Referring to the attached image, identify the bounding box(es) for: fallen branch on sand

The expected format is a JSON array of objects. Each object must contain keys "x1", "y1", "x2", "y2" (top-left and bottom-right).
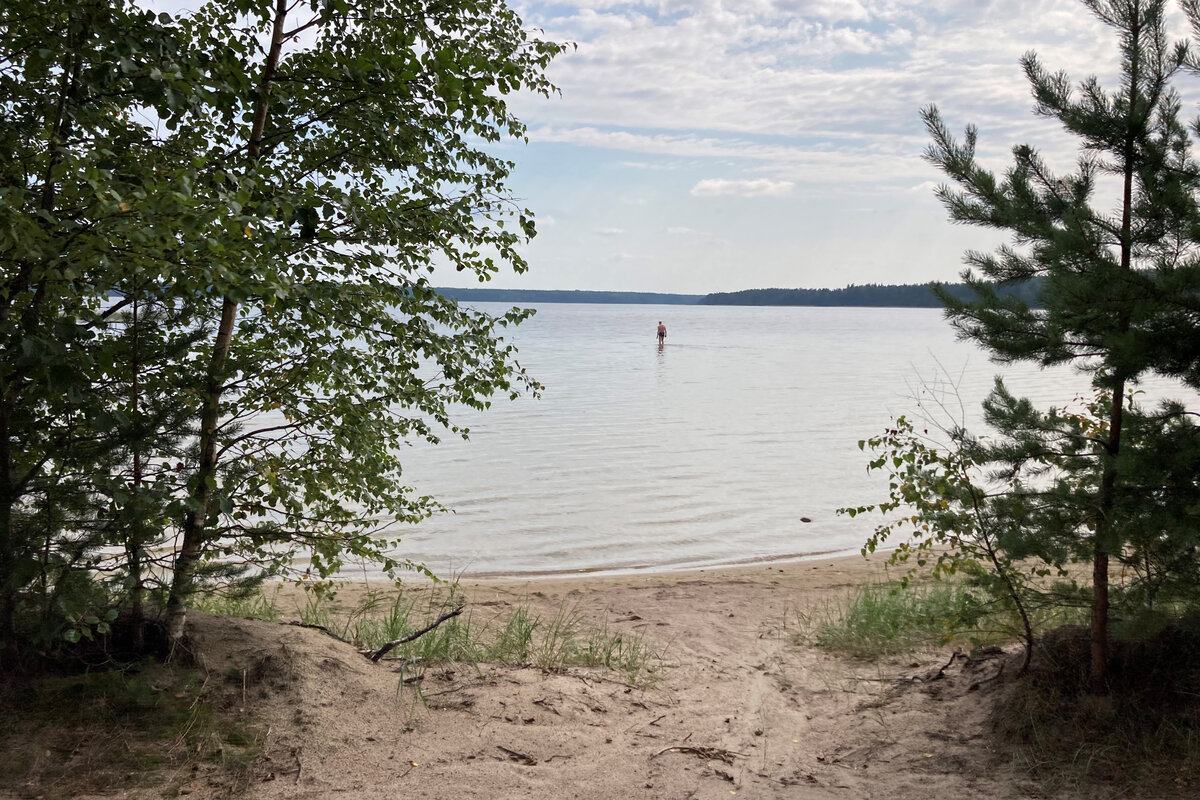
[
  {"x1": 288, "y1": 621, "x2": 352, "y2": 645},
  {"x1": 497, "y1": 745, "x2": 537, "y2": 765},
  {"x1": 370, "y1": 606, "x2": 465, "y2": 662},
  {"x1": 652, "y1": 745, "x2": 747, "y2": 765},
  {"x1": 928, "y1": 650, "x2": 965, "y2": 682}
]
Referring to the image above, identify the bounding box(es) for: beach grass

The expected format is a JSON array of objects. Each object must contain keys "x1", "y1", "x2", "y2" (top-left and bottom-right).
[
  {"x1": 361, "y1": 592, "x2": 664, "y2": 686},
  {"x1": 191, "y1": 584, "x2": 283, "y2": 622},
  {"x1": 800, "y1": 580, "x2": 1004, "y2": 657},
  {"x1": 801, "y1": 575, "x2": 1098, "y2": 659},
  {"x1": 200, "y1": 584, "x2": 664, "y2": 687}
]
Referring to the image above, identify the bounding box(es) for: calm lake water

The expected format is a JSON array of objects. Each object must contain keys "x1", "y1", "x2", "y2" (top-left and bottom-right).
[{"x1": 368, "y1": 303, "x2": 1192, "y2": 579}]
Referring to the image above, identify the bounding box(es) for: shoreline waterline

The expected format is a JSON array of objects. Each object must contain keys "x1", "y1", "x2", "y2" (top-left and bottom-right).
[
  {"x1": 403, "y1": 546, "x2": 864, "y2": 583},
  {"x1": 292, "y1": 546, "x2": 888, "y2": 590}
]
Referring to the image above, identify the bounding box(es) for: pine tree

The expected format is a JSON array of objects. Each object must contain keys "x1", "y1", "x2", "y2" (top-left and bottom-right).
[{"x1": 922, "y1": 0, "x2": 1200, "y2": 690}]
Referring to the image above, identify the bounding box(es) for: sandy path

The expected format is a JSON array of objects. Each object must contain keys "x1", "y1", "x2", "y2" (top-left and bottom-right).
[{"x1": 155, "y1": 555, "x2": 1031, "y2": 800}]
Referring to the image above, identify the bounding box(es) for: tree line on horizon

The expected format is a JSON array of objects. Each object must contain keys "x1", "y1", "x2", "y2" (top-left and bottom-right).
[
  {"x1": 434, "y1": 280, "x2": 1047, "y2": 308},
  {"x1": 434, "y1": 287, "x2": 704, "y2": 304},
  {"x1": 698, "y1": 279, "x2": 1045, "y2": 307}
]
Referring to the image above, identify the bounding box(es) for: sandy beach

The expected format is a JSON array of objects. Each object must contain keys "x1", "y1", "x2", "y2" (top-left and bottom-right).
[{"x1": 39, "y1": 552, "x2": 1046, "y2": 800}]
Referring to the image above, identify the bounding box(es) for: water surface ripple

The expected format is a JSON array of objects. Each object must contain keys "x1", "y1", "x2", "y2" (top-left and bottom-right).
[{"x1": 374, "y1": 303, "x2": 1192, "y2": 579}]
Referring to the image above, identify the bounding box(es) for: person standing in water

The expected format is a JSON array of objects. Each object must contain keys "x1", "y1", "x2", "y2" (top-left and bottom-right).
[{"x1": 657, "y1": 320, "x2": 667, "y2": 345}]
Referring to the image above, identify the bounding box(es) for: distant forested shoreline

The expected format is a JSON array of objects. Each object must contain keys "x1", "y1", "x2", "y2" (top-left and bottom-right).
[
  {"x1": 698, "y1": 280, "x2": 1043, "y2": 307},
  {"x1": 438, "y1": 280, "x2": 1043, "y2": 308}
]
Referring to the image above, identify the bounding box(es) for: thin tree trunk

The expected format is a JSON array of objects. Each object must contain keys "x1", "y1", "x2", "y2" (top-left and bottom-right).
[
  {"x1": 1090, "y1": 6, "x2": 1142, "y2": 694},
  {"x1": 128, "y1": 297, "x2": 145, "y2": 650},
  {"x1": 164, "y1": 0, "x2": 290, "y2": 645},
  {"x1": 969, "y1": 482, "x2": 1035, "y2": 674},
  {"x1": 165, "y1": 297, "x2": 239, "y2": 643},
  {"x1": 1092, "y1": 397, "x2": 1122, "y2": 693}
]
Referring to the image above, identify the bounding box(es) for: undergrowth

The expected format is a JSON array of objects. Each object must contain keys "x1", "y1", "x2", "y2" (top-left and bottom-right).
[
  {"x1": 808, "y1": 580, "x2": 1200, "y2": 797},
  {"x1": 996, "y1": 622, "x2": 1200, "y2": 798},
  {"x1": 191, "y1": 584, "x2": 283, "y2": 622},
  {"x1": 0, "y1": 660, "x2": 260, "y2": 798}
]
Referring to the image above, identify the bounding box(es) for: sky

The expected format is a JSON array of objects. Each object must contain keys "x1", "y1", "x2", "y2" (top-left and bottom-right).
[
  {"x1": 147, "y1": 0, "x2": 1200, "y2": 294},
  {"x1": 433, "y1": 0, "x2": 1199, "y2": 294}
]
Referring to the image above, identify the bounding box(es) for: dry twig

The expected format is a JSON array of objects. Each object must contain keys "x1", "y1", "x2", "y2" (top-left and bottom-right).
[
  {"x1": 288, "y1": 621, "x2": 352, "y2": 645},
  {"x1": 653, "y1": 745, "x2": 747, "y2": 765},
  {"x1": 370, "y1": 606, "x2": 465, "y2": 661},
  {"x1": 497, "y1": 745, "x2": 537, "y2": 765}
]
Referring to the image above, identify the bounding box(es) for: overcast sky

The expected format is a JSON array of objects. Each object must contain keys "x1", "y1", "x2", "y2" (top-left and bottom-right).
[{"x1": 427, "y1": 0, "x2": 1200, "y2": 294}]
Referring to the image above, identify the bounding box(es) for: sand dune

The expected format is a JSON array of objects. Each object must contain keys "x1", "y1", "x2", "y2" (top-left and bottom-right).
[{"x1": 95, "y1": 554, "x2": 1042, "y2": 800}]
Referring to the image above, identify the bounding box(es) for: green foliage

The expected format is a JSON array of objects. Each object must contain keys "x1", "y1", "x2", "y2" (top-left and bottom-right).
[
  {"x1": 839, "y1": 411, "x2": 1043, "y2": 667},
  {"x1": 0, "y1": 0, "x2": 219, "y2": 656},
  {"x1": 0, "y1": 0, "x2": 563, "y2": 661},
  {"x1": 156, "y1": 0, "x2": 565, "y2": 636},
  {"x1": 843, "y1": 386, "x2": 1200, "y2": 670}
]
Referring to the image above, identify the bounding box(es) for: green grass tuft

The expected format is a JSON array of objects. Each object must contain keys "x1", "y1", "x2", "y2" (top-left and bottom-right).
[
  {"x1": 291, "y1": 587, "x2": 665, "y2": 686},
  {"x1": 195, "y1": 582, "x2": 665, "y2": 686},
  {"x1": 192, "y1": 585, "x2": 282, "y2": 622},
  {"x1": 803, "y1": 581, "x2": 988, "y2": 657}
]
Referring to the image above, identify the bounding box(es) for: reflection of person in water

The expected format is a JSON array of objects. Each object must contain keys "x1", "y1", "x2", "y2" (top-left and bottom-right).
[{"x1": 657, "y1": 320, "x2": 667, "y2": 345}]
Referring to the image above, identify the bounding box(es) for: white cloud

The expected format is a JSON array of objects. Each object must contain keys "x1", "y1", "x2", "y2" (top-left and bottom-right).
[
  {"x1": 514, "y1": 0, "x2": 1169, "y2": 151},
  {"x1": 532, "y1": 125, "x2": 931, "y2": 184},
  {"x1": 490, "y1": 1, "x2": 1200, "y2": 292},
  {"x1": 597, "y1": 227, "x2": 625, "y2": 236},
  {"x1": 616, "y1": 160, "x2": 679, "y2": 170},
  {"x1": 691, "y1": 178, "x2": 795, "y2": 197}
]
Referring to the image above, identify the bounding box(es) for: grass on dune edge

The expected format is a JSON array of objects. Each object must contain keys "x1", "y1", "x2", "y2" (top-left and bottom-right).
[
  {"x1": 195, "y1": 582, "x2": 666, "y2": 688},
  {"x1": 0, "y1": 582, "x2": 666, "y2": 796}
]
